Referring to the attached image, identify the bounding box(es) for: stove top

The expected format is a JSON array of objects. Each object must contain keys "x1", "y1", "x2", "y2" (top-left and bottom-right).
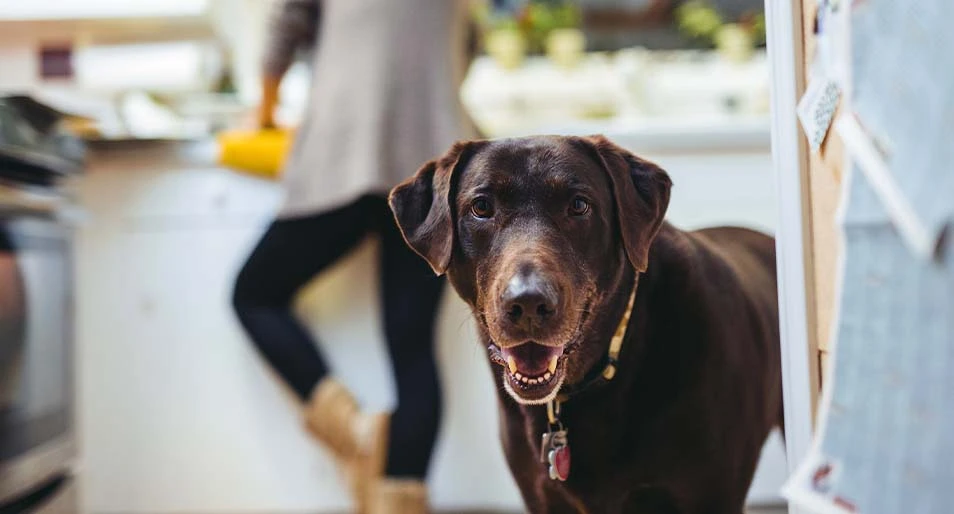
[{"x1": 0, "y1": 96, "x2": 85, "y2": 187}]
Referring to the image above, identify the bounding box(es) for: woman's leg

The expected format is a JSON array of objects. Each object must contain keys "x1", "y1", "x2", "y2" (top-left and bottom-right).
[
  {"x1": 374, "y1": 197, "x2": 446, "y2": 478},
  {"x1": 232, "y1": 197, "x2": 374, "y2": 399}
]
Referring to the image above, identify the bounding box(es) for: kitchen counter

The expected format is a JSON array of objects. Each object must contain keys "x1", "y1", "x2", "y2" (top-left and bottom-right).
[
  {"x1": 494, "y1": 114, "x2": 771, "y2": 154},
  {"x1": 460, "y1": 51, "x2": 771, "y2": 153}
]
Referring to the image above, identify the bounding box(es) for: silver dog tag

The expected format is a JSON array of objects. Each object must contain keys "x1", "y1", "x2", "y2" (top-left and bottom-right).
[
  {"x1": 540, "y1": 429, "x2": 567, "y2": 462},
  {"x1": 540, "y1": 431, "x2": 553, "y2": 463}
]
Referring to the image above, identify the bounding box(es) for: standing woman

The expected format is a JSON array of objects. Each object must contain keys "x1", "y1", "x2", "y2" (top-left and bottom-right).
[{"x1": 231, "y1": 1, "x2": 478, "y2": 512}]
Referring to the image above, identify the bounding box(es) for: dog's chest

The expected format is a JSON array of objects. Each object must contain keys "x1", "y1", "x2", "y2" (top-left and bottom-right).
[{"x1": 504, "y1": 405, "x2": 627, "y2": 509}]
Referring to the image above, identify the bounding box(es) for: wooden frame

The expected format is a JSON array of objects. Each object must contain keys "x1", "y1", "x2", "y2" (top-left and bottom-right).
[{"x1": 764, "y1": 0, "x2": 819, "y2": 512}]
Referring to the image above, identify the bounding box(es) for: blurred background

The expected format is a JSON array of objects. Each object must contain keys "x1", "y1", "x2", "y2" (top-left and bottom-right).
[{"x1": 0, "y1": 0, "x2": 784, "y2": 512}]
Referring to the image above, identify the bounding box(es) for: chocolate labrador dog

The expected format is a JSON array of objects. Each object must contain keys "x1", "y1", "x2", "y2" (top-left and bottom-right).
[{"x1": 389, "y1": 135, "x2": 782, "y2": 514}]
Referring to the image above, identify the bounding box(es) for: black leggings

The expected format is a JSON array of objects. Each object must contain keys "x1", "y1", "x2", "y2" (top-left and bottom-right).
[{"x1": 232, "y1": 194, "x2": 444, "y2": 479}]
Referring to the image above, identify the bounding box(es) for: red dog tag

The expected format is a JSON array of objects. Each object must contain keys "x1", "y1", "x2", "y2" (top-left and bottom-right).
[{"x1": 547, "y1": 442, "x2": 571, "y2": 481}]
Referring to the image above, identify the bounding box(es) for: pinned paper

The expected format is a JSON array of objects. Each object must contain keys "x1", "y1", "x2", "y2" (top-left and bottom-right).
[
  {"x1": 797, "y1": 77, "x2": 842, "y2": 153},
  {"x1": 814, "y1": 0, "x2": 851, "y2": 84},
  {"x1": 798, "y1": 0, "x2": 849, "y2": 154}
]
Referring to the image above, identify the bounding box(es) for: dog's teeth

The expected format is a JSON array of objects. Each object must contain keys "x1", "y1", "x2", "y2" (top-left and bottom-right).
[
  {"x1": 522, "y1": 377, "x2": 530, "y2": 383},
  {"x1": 548, "y1": 356, "x2": 559, "y2": 373},
  {"x1": 514, "y1": 372, "x2": 523, "y2": 380},
  {"x1": 507, "y1": 356, "x2": 518, "y2": 374},
  {"x1": 544, "y1": 372, "x2": 552, "y2": 381}
]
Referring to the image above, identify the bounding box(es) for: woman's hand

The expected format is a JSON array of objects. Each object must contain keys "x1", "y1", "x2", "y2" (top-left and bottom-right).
[{"x1": 258, "y1": 75, "x2": 282, "y2": 129}]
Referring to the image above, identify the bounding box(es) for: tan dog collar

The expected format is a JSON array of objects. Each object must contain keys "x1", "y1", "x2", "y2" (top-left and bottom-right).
[
  {"x1": 552, "y1": 280, "x2": 638, "y2": 404},
  {"x1": 541, "y1": 280, "x2": 638, "y2": 482}
]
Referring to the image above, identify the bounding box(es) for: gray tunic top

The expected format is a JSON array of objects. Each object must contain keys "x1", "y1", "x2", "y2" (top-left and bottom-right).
[{"x1": 265, "y1": 0, "x2": 477, "y2": 218}]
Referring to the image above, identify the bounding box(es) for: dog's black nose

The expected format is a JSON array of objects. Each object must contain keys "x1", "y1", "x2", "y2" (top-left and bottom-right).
[{"x1": 502, "y1": 270, "x2": 559, "y2": 332}]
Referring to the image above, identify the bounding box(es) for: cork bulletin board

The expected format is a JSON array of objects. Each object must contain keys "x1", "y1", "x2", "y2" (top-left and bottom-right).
[{"x1": 799, "y1": 0, "x2": 842, "y2": 403}]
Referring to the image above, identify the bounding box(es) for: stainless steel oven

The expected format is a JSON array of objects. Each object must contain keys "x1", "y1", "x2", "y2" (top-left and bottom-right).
[{"x1": 0, "y1": 203, "x2": 75, "y2": 506}]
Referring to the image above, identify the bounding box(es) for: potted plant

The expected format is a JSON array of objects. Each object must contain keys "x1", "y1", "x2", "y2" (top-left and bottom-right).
[
  {"x1": 675, "y1": 0, "x2": 765, "y2": 63},
  {"x1": 533, "y1": 1, "x2": 585, "y2": 69},
  {"x1": 475, "y1": 0, "x2": 586, "y2": 70},
  {"x1": 476, "y1": 3, "x2": 528, "y2": 70}
]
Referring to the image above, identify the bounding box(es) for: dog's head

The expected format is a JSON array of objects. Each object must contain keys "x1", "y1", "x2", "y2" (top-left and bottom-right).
[{"x1": 389, "y1": 135, "x2": 671, "y2": 404}]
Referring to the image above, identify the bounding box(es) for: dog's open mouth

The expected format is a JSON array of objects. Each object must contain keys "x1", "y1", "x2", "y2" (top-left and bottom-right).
[
  {"x1": 485, "y1": 292, "x2": 593, "y2": 404},
  {"x1": 489, "y1": 342, "x2": 565, "y2": 404}
]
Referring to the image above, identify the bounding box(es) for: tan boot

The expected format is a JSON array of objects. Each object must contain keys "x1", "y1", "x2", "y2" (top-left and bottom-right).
[
  {"x1": 303, "y1": 377, "x2": 361, "y2": 459},
  {"x1": 347, "y1": 411, "x2": 389, "y2": 513},
  {"x1": 368, "y1": 479, "x2": 429, "y2": 514},
  {"x1": 303, "y1": 378, "x2": 390, "y2": 513}
]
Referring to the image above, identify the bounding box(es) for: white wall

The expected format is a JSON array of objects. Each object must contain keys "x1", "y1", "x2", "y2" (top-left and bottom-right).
[
  {"x1": 0, "y1": 43, "x2": 37, "y2": 92},
  {"x1": 0, "y1": 0, "x2": 208, "y2": 20},
  {"x1": 74, "y1": 140, "x2": 785, "y2": 513},
  {"x1": 0, "y1": 6, "x2": 225, "y2": 97}
]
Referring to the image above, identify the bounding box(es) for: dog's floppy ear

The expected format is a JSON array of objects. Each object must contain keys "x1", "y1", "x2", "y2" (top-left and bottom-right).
[
  {"x1": 389, "y1": 141, "x2": 484, "y2": 275},
  {"x1": 578, "y1": 135, "x2": 672, "y2": 272}
]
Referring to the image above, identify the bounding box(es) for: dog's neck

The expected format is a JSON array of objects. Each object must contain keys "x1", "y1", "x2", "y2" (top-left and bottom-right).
[
  {"x1": 539, "y1": 222, "x2": 695, "y2": 405},
  {"x1": 555, "y1": 273, "x2": 638, "y2": 401}
]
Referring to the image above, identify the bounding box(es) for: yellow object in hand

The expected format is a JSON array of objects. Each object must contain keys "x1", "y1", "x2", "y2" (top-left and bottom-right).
[{"x1": 217, "y1": 128, "x2": 293, "y2": 180}]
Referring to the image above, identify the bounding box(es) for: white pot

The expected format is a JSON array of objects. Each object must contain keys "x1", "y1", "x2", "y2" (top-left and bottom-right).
[{"x1": 545, "y1": 28, "x2": 586, "y2": 69}]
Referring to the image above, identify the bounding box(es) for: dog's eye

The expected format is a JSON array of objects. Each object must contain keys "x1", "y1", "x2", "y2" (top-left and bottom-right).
[
  {"x1": 569, "y1": 196, "x2": 590, "y2": 216},
  {"x1": 471, "y1": 197, "x2": 494, "y2": 219}
]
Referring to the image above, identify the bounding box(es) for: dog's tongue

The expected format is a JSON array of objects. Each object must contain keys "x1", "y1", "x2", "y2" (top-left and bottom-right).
[{"x1": 501, "y1": 342, "x2": 562, "y2": 376}]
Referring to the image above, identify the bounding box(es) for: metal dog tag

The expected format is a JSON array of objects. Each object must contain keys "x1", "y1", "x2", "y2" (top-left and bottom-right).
[
  {"x1": 539, "y1": 428, "x2": 567, "y2": 461},
  {"x1": 540, "y1": 431, "x2": 555, "y2": 463},
  {"x1": 540, "y1": 429, "x2": 570, "y2": 481}
]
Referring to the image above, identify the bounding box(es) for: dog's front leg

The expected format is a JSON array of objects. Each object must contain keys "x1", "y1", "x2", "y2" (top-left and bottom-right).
[
  {"x1": 617, "y1": 486, "x2": 682, "y2": 514},
  {"x1": 534, "y1": 480, "x2": 586, "y2": 514}
]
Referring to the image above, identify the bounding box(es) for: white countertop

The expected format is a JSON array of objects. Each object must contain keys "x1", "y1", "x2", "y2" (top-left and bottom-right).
[
  {"x1": 488, "y1": 114, "x2": 771, "y2": 153},
  {"x1": 461, "y1": 51, "x2": 771, "y2": 153}
]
